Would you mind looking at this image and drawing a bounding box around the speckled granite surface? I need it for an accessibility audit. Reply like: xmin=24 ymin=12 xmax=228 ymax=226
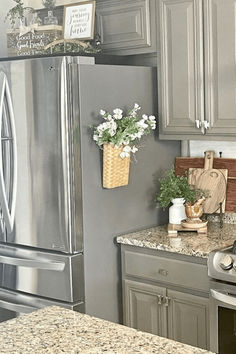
xmin=0 ymin=306 xmax=213 ymax=353
xmin=117 ymin=223 xmax=236 ymax=258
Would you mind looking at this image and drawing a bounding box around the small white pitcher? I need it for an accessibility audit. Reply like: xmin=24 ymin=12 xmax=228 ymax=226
xmin=169 ymin=198 xmax=186 ymax=225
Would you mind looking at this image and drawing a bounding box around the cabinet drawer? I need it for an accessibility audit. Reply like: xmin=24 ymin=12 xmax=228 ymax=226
xmin=123 ymin=250 xmax=209 ymax=292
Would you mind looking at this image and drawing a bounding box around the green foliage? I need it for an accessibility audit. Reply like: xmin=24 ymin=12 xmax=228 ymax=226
xmin=5 ymin=0 xmax=24 ymax=27
xmin=156 ymin=169 xmax=209 ymax=208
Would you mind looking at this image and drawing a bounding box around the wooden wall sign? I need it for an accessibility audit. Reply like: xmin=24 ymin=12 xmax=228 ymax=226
xmin=63 ymin=1 xmax=96 ymax=40
xmin=7 ymin=25 xmax=63 ymax=56
xmin=175 ymin=157 xmax=236 ymax=213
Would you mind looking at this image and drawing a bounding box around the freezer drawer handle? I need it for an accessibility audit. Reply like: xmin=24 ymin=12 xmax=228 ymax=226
xmin=0 ymin=255 xmax=65 ymax=271
xmin=0 ymin=298 xmax=34 ymax=313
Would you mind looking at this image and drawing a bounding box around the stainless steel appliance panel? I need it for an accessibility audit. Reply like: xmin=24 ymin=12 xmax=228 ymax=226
xmin=0 ymin=287 xmax=84 ymax=323
xmin=0 ymin=56 xmax=83 ymax=253
xmin=210 ymin=280 xmax=236 ymax=353
xmin=0 ymin=244 xmax=84 ymax=302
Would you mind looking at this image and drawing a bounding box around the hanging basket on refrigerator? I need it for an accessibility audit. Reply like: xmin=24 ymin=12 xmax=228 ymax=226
xmin=103 ymin=143 xmax=130 ymax=189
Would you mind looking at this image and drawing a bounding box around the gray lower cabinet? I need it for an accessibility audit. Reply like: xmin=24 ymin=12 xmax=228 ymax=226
xmin=96 ymin=0 xmax=157 ymax=55
xmin=121 ymin=245 xmax=210 ymax=350
xmin=167 ymin=290 xmax=209 ymax=349
xmin=158 ymin=0 xmax=236 ymax=139
xmin=124 ymin=279 xmax=167 ymax=337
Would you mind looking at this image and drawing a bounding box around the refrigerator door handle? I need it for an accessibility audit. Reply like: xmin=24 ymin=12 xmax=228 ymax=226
xmin=0 ymin=298 xmax=34 ymax=313
xmin=0 ymin=255 xmax=65 ymax=271
xmin=0 ymin=72 xmax=17 ymax=233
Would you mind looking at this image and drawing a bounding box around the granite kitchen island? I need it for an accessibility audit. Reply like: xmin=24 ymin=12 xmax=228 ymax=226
xmin=0 ymin=306 xmax=213 ymax=353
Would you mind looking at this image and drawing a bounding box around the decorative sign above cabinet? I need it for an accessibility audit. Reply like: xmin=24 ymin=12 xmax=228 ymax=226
xmin=63 ymin=1 xmax=96 ymax=40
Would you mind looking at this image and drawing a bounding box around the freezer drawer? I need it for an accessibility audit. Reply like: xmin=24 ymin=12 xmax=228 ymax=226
xmin=0 ymin=244 xmax=84 ymax=302
xmin=0 ymin=287 xmax=85 ymax=323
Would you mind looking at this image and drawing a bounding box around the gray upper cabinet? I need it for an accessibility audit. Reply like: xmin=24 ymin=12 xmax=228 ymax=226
xmin=158 ymin=0 xmax=236 ymax=139
xmin=96 ymin=0 xmax=157 ymax=55
xmin=158 ymin=0 xmax=205 ymax=137
xmin=204 ymin=0 xmax=236 ymax=136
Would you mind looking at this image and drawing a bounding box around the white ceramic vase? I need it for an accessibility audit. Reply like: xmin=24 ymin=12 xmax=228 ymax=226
xmin=169 ymin=198 xmax=186 ymax=225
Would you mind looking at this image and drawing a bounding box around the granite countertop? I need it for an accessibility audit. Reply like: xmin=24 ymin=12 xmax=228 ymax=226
xmin=117 ymin=222 xmax=236 ymax=258
xmin=0 ymin=306 xmax=213 ymax=353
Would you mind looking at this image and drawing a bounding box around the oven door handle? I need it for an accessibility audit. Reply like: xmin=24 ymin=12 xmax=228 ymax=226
xmin=211 ymin=289 xmax=236 ymax=307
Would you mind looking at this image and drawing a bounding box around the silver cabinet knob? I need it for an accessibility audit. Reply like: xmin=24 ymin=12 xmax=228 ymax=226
xmin=158 ymin=268 xmax=168 ymax=276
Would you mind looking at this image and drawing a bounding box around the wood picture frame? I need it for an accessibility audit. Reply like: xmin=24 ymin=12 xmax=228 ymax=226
xmin=63 ymin=1 xmax=96 ymax=41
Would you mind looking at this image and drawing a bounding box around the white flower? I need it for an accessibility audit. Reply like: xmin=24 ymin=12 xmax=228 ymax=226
xmin=107 ymin=114 xmax=112 ymax=121
xmin=93 ymin=134 xmax=99 ymax=141
xmin=120 ymin=151 xmax=130 ymax=159
xmin=123 ymin=145 xmax=131 ymax=153
xmin=137 ymin=119 xmax=148 ymax=129
xmin=150 ymin=122 xmax=156 ymax=130
xmin=136 ymin=131 xmax=143 ymax=139
xmin=123 ymin=140 xmax=130 ymax=145
xmin=149 ymin=115 xmax=156 ymax=122
xmin=113 ymin=108 xmax=123 ymax=120
xmin=131 ymin=146 xmax=138 ymax=153
xmin=100 ymin=109 xmax=106 ymax=116
xmin=134 ymin=103 xmax=140 ymax=110
xmin=142 ymin=114 xmax=148 ymax=121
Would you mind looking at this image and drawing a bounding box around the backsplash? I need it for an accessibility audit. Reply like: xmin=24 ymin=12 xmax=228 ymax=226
xmin=189 ymin=141 xmax=236 ymax=158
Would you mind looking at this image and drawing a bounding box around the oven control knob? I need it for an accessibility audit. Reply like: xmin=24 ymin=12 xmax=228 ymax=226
xmin=220 ymin=255 xmax=233 ymax=270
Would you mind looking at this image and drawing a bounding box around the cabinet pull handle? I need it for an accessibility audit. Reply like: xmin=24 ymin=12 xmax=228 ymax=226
xmin=164 ymin=297 xmax=170 ymax=307
xmin=158 ymin=269 xmax=168 ymax=276
xmin=195 ymin=119 xmax=201 ymax=129
xmin=203 ymin=120 xmax=210 ymax=129
xmin=157 ymin=295 xmax=163 ymax=305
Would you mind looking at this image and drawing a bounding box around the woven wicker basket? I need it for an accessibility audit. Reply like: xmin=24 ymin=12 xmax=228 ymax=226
xmin=103 ymin=143 xmax=130 ymax=189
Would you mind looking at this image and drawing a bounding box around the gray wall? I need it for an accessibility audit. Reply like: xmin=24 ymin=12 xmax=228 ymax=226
xmin=79 ymin=63 xmax=180 ymax=323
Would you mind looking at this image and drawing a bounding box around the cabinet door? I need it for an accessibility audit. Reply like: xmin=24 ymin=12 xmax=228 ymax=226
xmin=204 ymin=0 xmax=236 ymax=135
xmin=167 ymin=290 xmax=209 ymax=350
xmin=158 ymin=0 xmax=204 ymax=137
xmin=96 ymin=0 xmax=157 ymax=55
xmin=124 ymin=279 xmax=167 ymax=337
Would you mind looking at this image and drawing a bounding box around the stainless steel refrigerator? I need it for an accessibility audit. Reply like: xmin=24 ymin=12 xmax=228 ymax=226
xmin=0 ymin=54 xmax=179 ymax=323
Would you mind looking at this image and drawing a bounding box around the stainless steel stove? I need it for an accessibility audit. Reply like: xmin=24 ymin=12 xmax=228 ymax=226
xmin=208 ymin=242 xmax=236 ymax=354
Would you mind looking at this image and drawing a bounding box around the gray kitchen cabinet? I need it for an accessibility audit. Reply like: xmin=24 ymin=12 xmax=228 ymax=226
xmin=158 ymin=0 xmax=236 ymax=140
xmin=121 ymin=245 xmax=210 ymax=350
xmin=96 ymin=0 xmax=157 ymax=55
xmin=158 ymin=0 xmax=204 ymax=137
xmin=204 ymin=0 xmax=236 ymax=136
xmin=168 ymin=289 xmax=209 ymax=349
xmin=124 ymin=279 xmax=167 ymax=336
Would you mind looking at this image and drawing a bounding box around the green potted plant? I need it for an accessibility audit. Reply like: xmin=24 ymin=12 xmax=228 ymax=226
xmin=5 ymin=0 xmax=25 ymax=28
xmin=156 ymin=169 xmax=209 ymax=224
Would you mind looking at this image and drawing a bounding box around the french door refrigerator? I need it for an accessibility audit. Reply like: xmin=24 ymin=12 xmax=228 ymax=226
xmin=0 ymin=55 xmax=157 ymax=322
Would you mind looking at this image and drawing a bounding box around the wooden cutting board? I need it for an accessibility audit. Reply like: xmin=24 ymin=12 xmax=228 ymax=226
xmin=188 ymin=151 xmax=228 ymax=213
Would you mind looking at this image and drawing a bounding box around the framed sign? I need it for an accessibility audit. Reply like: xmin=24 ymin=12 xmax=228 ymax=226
xmin=63 ymin=1 xmax=96 ymax=40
